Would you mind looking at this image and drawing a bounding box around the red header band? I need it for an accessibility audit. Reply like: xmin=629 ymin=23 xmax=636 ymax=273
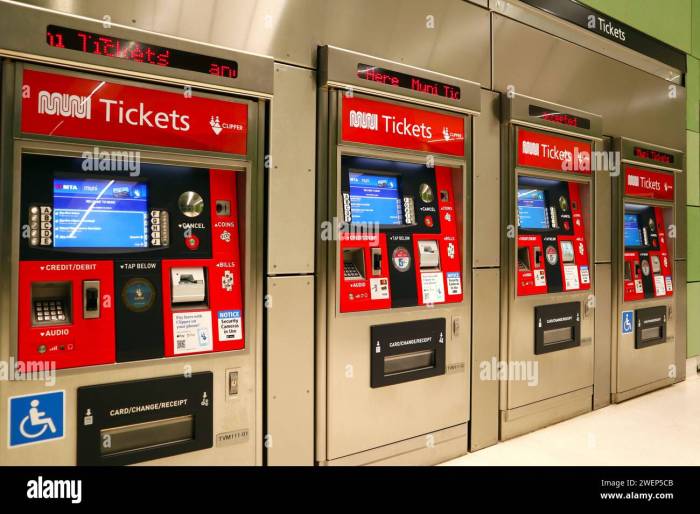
xmin=624 ymin=166 xmax=674 ymax=201
xmin=517 ymin=128 xmax=592 ymax=174
xmin=341 ymin=96 xmax=465 ymax=157
xmin=21 ymin=69 xmax=248 ymax=155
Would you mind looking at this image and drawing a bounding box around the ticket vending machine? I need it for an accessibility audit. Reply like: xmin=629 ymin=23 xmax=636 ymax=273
xmin=0 ymin=3 xmax=271 ymax=465
xmin=501 ymin=95 xmax=602 ymax=439
xmin=316 ymin=46 xmax=480 ymax=465
xmin=611 ymin=138 xmax=682 ymax=402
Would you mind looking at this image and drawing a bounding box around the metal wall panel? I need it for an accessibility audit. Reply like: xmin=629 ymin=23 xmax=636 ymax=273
xmin=473 ymin=90 xmax=501 ymax=268
xmin=595 ymin=142 xmax=612 ymax=264
xmin=266 ymin=275 xmax=315 ymax=465
xmin=470 ymin=268 xmax=500 ymax=450
xmin=593 ymin=263 xmax=611 ymax=409
xmin=492 ymin=14 xmax=686 ymax=151
xmin=268 ymin=63 xmax=316 ymax=275
xmin=23 ymin=0 xmax=491 ymax=85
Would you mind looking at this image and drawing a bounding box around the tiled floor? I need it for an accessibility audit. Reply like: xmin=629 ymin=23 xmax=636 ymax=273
xmin=445 ymin=359 xmax=700 ymax=466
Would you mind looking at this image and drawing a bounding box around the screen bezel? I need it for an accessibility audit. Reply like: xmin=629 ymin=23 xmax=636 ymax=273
xmin=623 ymin=212 xmax=645 ymax=249
xmin=51 ymin=172 xmax=152 ymax=253
xmin=347 ymin=169 xmax=405 ymax=228
xmin=517 ymin=187 xmax=551 ymax=231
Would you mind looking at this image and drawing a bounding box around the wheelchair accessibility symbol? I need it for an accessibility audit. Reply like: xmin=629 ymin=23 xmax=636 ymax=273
xmin=9 ymin=390 xmax=64 ymax=447
xmin=622 ymin=311 xmax=634 ymax=335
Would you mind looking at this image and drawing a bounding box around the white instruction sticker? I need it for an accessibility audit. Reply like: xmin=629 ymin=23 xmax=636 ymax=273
xmin=217 ymin=310 xmax=242 ymax=341
xmin=369 ymin=278 xmax=390 ymax=300
xmin=654 ymin=275 xmax=666 ymax=296
xmin=563 ymin=265 xmax=580 ymax=290
xmin=665 ymin=276 xmax=673 ymax=292
xmin=580 ymin=265 xmax=590 ymax=284
xmin=446 ymin=272 xmax=462 ymax=295
xmin=534 ymin=269 xmax=546 ymax=287
xmin=421 ymin=272 xmax=445 ymax=304
xmin=173 ymin=311 xmax=213 ymax=354
xmin=635 ymin=279 xmax=643 ymax=294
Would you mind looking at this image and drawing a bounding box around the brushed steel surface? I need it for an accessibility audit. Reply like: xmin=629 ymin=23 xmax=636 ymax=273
xmin=492 ymin=14 xmax=686 ymax=150
xmin=0 ymin=56 xmax=266 ymax=465
xmin=318 ymin=86 xmax=471 ymax=461
xmin=319 ymin=45 xmax=481 ymax=114
xmin=506 ymin=93 xmax=602 ymax=139
xmin=503 ymin=120 xmax=596 ymax=411
xmin=473 ymin=90 xmax=501 ymax=268
xmin=266 ymin=275 xmax=315 ymax=466
xmin=0 ymin=0 xmax=274 ymax=96
xmin=594 ymin=140 xmax=611 ymax=264
xmin=470 ymin=268 xmax=500 ymax=451
xmin=489 ymin=0 xmax=684 ymax=84
xmin=267 ymin=63 xmax=316 ymax=274
xmin=593 ymin=263 xmax=611 ymax=409
xmin=19 ymin=0 xmax=492 ymax=86
xmin=611 ymin=156 xmax=677 ymax=398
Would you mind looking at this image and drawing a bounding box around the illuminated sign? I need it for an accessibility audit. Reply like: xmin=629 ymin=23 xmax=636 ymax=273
xmin=46 ymin=25 xmax=238 ymax=80
xmin=529 ymin=105 xmax=591 ymax=130
xmin=633 ymin=146 xmax=675 ymax=165
xmin=356 ymin=64 xmax=460 ymax=100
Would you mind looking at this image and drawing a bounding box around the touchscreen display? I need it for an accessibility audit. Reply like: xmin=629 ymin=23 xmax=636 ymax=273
xmin=348 ymin=171 xmax=403 ymax=225
xmin=53 ymin=178 xmax=149 ymax=248
xmin=518 ymin=188 xmax=550 ymax=230
xmin=624 ymin=213 xmax=643 ymax=248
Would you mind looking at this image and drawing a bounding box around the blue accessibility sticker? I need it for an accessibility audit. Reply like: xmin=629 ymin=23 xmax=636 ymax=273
xmin=8 ymin=390 xmax=65 ymax=447
xmin=622 ymin=310 xmax=634 ymax=335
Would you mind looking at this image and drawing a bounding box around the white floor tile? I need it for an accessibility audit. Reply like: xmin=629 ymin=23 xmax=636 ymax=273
xmin=444 ymin=366 xmax=700 ymax=466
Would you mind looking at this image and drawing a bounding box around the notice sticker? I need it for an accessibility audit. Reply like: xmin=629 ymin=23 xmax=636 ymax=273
xmin=534 ymin=269 xmax=547 ymax=287
xmin=563 ymin=265 xmax=580 ymax=290
xmin=446 ymin=272 xmax=462 ymax=295
xmin=173 ymin=311 xmax=213 ymax=354
xmin=635 ymin=279 xmax=643 ymax=294
xmin=580 ymin=265 xmax=590 ymax=284
xmin=654 ymin=275 xmax=666 ymax=296
xmin=217 ymin=310 xmax=242 ymax=341
xmin=665 ymin=276 xmax=673 ymax=292
xmin=421 ymin=272 xmax=445 ymax=304
xmin=369 ymin=278 xmax=390 ymax=300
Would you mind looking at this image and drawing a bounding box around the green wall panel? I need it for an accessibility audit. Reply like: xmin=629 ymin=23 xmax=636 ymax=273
xmin=688 ymin=206 xmax=700 ymax=282
xmin=687 ymin=282 xmax=700 ymax=357
xmin=694 ymin=0 xmax=700 ymax=58
xmin=581 ymin=0 xmax=692 ymax=53
xmin=688 ymin=56 xmax=699 ymax=131
xmin=688 ymin=130 xmax=700 ymax=206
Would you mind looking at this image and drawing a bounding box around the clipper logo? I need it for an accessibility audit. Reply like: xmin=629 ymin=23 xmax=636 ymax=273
xmin=209 ymin=115 xmax=245 ymax=136
xmin=210 ymin=116 xmax=223 ymax=135
xmin=349 ymin=110 xmax=379 ymax=131
xmin=38 ymin=90 xmax=91 ymax=119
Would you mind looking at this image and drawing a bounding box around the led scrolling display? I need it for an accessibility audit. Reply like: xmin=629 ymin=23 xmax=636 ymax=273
xmin=46 ymin=25 xmax=238 ymax=79
xmin=356 ymin=63 xmax=461 ymax=100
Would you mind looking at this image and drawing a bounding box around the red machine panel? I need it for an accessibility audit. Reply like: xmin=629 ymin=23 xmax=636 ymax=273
xmin=17 ymin=67 xmax=247 ymax=369
xmin=517 ymin=181 xmax=590 ymax=296
xmin=622 ymin=206 xmax=672 ymax=302
xmin=339 ymin=163 xmax=463 ymax=313
xmin=162 ymin=169 xmax=244 ymax=355
xmin=18 ymin=261 xmax=115 ymax=368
